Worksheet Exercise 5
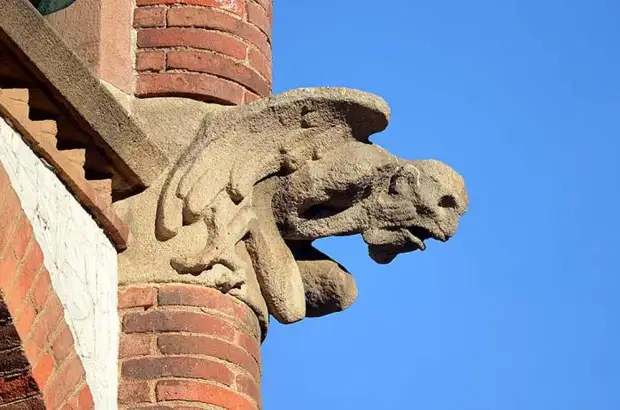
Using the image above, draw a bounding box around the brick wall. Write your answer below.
[0,116,119,408]
[134,0,273,104]
[0,163,94,409]
[118,284,262,409]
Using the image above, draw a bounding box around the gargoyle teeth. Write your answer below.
[402,228,426,251]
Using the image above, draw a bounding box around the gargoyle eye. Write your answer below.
[438,195,458,209]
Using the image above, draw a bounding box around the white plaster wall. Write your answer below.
[0,118,118,410]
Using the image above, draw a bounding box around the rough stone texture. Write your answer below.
[0,117,118,409]
[0,0,168,187]
[118,87,468,336]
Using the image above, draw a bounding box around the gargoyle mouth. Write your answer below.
[364,224,438,264]
[403,225,436,251]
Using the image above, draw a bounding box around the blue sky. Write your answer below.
[262,1,620,409]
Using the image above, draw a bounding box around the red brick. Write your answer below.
[0,324,20,352]
[158,334,260,382]
[136,73,245,105]
[7,242,43,313]
[118,287,155,309]
[0,193,21,258]
[247,1,270,38]
[9,216,33,266]
[50,324,74,363]
[235,372,261,407]
[13,300,37,340]
[167,7,271,58]
[39,294,64,334]
[130,406,208,410]
[31,269,51,312]
[31,353,54,390]
[244,90,261,104]
[136,0,176,5]
[23,316,51,363]
[134,6,166,28]
[118,381,151,404]
[235,330,260,365]
[0,246,20,290]
[136,51,166,72]
[0,298,10,324]
[0,169,12,209]
[248,47,271,82]
[123,310,236,340]
[119,333,152,358]
[252,0,272,16]
[0,374,39,404]
[156,380,256,410]
[0,348,30,376]
[158,285,259,333]
[42,354,85,409]
[75,384,94,409]
[122,356,234,386]
[137,28,247,61]
[3,395,46,410]
[181,0,245,16]
[167,51,271,96]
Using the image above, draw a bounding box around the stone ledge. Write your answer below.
[0,0,168,189]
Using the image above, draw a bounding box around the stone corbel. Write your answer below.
[117,88,468,337]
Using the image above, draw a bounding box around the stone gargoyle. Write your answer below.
[118,88,468,336]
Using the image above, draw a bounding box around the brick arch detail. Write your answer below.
[0,164,94,409]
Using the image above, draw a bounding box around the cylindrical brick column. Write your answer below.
[118,284,262,410]
[134,0,273,105]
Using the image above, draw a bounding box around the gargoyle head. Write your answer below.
[274,143,468,265]
[362,159,468,264]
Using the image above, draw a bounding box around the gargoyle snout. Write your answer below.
[412,159,468,242]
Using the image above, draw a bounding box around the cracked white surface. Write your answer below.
[0,118,118,409]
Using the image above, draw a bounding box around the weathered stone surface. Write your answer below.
[291,243,358,318]
[118,87,468,337]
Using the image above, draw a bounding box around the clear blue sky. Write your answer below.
[262,1,619,409]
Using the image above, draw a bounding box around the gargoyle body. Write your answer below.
[149,88,468,334]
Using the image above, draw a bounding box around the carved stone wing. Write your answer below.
[156,87,390,241]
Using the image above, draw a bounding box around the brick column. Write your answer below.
[118,284,262,409]
[134,0,273,105]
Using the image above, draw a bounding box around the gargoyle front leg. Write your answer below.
[170,198,258,292]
